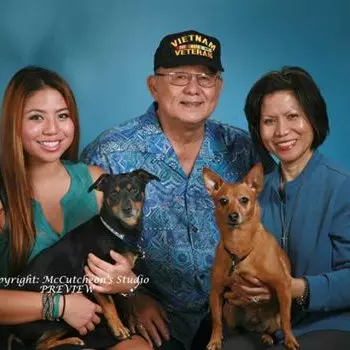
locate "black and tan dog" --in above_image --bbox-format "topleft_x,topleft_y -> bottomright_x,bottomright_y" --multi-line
6,169 -> 159,349
203,163 -> 299,350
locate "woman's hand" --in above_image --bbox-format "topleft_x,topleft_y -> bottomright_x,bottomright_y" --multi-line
62,293 -> 102,335
84,250 -> 138,294
224,274 -> 272,306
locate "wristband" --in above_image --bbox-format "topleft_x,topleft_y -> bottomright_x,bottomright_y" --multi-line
295,277 -> 310,311
60,294 -> 66,318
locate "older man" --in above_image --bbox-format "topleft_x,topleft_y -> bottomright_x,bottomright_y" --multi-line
81,30 -> 263,350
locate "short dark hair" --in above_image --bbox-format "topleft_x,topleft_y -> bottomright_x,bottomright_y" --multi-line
244,66 -> 329,152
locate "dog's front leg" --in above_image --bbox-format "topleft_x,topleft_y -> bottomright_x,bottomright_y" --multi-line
274,280 -> 299,350
93,292 -> 131,340
207,287 -> 225,350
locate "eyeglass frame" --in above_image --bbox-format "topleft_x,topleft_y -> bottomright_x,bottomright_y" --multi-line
154,71 -> 222,88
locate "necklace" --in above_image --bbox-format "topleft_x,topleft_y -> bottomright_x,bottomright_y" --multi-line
279,176 -> 305,254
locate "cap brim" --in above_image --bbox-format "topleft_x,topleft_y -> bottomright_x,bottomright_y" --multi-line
155,55 -> 224,72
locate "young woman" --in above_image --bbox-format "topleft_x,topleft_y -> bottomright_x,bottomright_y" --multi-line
223,67 -> 350,349
0,66 -> 150,350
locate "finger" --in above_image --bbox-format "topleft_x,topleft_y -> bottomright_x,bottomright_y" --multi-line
86,322 -> 95,332
240,274 -> 264,286
128,319 -> 137,334
88,253 -> 113,272
78,327 -> 88,336
137,324 -> 153,347
94,304 -> 103,314
85,265 -> 110,289
145,322 -> 162,348
84,265 -> 100,283
110,250 -> 131,267
227,299 -> 249,306
256,293 -> 271,302
88,280 -> 109,293
239,285 -> 270,295
87,256 -> 110,277
157,305 -> 170,324
223,291 -> 239,301
152,315 -> 170,342
92,313 -> 101,324
223,291 -> 251,306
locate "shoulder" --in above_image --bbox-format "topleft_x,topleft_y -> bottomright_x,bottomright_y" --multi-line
87,165 -> 105,183
87,166 -> 104,210
81,115 -> 150,162
207,119 -> 253,149
315,153 -> 350,186
63,160 -> 103,185
62,161 -> 104,211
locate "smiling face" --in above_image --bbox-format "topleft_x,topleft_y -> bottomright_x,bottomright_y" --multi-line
21,87 -> 75,165
148,65 -> 223,128
260,90 -> 314,169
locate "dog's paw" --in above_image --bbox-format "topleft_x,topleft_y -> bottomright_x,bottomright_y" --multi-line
114,325 -> 131,340
67,338 -> 85,346
206,341 -> 222,350
261,333 -> 274,345
284,335 -> 299,350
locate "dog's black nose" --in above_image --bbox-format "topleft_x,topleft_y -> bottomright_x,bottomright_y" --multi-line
228,212 -> 239,224
122,201 -> 133,215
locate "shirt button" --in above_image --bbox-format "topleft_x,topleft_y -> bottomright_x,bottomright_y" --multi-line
199,274 -> 205,280
192,226 -> 198,233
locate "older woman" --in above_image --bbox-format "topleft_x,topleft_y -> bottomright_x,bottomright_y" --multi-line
223,67 -> 350,349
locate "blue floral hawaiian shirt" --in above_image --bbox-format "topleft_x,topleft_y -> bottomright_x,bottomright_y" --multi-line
81,103 -> 258,349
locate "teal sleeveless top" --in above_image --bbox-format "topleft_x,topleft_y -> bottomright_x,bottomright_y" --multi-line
0,160 -> 99,278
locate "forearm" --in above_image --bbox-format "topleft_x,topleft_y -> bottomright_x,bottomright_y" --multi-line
291,277 -> 306,299
293,269 -> 350,312
0,290 -> 42,324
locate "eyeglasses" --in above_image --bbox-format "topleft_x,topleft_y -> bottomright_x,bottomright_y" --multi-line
155,72 -> 221,88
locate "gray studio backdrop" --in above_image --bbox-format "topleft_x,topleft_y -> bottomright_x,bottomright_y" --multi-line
0,0 -> 349,168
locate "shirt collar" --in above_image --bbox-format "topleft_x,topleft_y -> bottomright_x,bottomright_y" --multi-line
269,150 -> 322,190
142,102 -> 227,155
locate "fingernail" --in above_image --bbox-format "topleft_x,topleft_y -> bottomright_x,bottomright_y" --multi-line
156,341 -> 162,347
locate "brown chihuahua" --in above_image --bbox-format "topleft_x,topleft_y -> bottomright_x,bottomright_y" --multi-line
203,163 -> 299,350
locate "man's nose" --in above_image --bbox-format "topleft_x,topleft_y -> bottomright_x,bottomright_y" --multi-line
183,76 -> 201,94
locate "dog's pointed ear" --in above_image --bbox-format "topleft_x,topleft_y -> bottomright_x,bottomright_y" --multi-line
132,169 -> 160,183
88,174 -> 111,192
203,167 -> 224,196
243,163 -> 264,193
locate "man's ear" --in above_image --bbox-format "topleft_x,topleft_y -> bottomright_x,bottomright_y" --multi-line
202,167 -> 224,196
217,75 -> 224,93
147,75 -> 158,100
243,163 -> 264,193
88,174 -> 111,193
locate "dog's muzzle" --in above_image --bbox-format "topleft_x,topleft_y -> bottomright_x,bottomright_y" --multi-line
228,212 -> 240,227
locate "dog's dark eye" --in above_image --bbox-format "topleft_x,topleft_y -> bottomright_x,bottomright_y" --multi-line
219,197 -> 228,206
239,196 -> 249,205
110,191 -> 119,201
130,188 -> 138,194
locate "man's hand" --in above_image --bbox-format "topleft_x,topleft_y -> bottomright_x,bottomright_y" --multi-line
84,250 -> 138,294
128,293 -> 170,348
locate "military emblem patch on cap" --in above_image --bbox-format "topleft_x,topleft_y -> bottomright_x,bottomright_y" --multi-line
154,30 -> 224,72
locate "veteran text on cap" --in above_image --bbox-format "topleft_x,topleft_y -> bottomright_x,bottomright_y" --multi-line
154,30 -> 224,72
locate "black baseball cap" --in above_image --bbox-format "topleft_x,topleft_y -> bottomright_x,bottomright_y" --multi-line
154,30 -> 224,72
